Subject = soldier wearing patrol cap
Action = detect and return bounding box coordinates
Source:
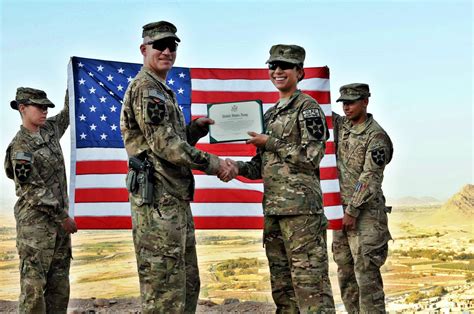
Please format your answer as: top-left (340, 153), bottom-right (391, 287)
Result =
top-left (5, 87), bottom-right (77, 313)
top-left (222, 44), bottom-right (335, 312)
top-left (120, 21), bottom-right (234, 313)
top-left (332, 83), bottom-right (393, 312)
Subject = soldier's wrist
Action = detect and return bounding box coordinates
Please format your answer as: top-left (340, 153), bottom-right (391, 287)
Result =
top-left (54, 210), bottom-right (70, 223)
top-left (204, 154), bottom-right (220, 175)
top-left (264, 136), bottom-right (278, 152)
top-left (345, 205), bottom-right (360, 218)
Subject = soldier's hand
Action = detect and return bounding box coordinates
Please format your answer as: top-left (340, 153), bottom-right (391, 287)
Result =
top-left (195, 117), bottom-right (215, 129)
top-left (342, 212), bottom-right (357, 231)
top-left (217, 158), bottom-right (238, 182)
top-left (246, 131), bottom-right (268, 148)
top-left (62, 217), bottom-right (78, 234)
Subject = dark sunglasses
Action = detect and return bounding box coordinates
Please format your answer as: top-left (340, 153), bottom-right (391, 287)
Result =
top-left (268, 61), bottom-right (297, 71)
top-left (29, 103), bottom-right (49, 112)
top-left (146, 39), bottom-right (178, 52)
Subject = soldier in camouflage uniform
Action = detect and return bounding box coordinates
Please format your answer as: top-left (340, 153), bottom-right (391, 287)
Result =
top-left (224, 45), bottom-right (335, 313)
top-left (332, 83), bottom-right (393, 313)
top-left (120, 21), bottom-right (232, 313)
top-left (4, 87), bottom-right (77, 314)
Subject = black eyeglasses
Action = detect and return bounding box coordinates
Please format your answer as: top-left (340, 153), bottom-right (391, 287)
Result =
top-left (146, 39), bottom-right (178, 52)
top-left (268, 61), bottom-right (297, 71)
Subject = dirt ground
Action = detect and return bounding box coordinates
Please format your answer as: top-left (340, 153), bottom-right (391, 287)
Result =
top-left (0, 298), bottom-right (276, 313)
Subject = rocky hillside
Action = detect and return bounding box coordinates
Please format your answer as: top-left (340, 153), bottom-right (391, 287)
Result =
top-left (441, 184), bottom-right (473, 215)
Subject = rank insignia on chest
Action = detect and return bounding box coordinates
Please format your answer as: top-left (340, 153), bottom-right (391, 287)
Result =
top-left (371, 148), bottom-right (386, 166)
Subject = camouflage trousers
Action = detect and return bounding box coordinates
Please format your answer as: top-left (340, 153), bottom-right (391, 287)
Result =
top-left (332, 207), bottom-right (391, 313)
top-left (264, 214), bottom-right (335, 314)
top-left (130, 190), bottom-right (200, 314)
top-left (16, 223), bottom-right (71, 314)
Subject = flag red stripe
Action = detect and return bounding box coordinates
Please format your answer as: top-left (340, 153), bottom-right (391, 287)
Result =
top-left (194, 216), bottom-right (264, 229)
top-left (190, 67), bottom-right (329, 80)
top-left (196, 141), bottom-right (335, 156)
top-left (75, 216), bottom-right (341, 230)
top-left (75, 216), bottom-right (131, 229)
top-left (76, 160), bottom-right (128, 174)
top-left (196, 143), bottom-right (256, 156)
top-left (192, 91), bottom-right (330, 104)
top-left (323, 192), bottom-right (342, 207)
top-left (328, 218), bottom-right (342, 230)
top-left (75, 188), bottom-right (263, 203)
top-left (194, 189), bottom-right (262, 203)
top-left (75, 188), bottom-right (129, 202)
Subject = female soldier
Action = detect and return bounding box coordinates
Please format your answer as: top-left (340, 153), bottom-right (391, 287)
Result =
top-left (4, 87), bottom-right (76, 313)
top-left (224, 45), bottom-right (335, 313)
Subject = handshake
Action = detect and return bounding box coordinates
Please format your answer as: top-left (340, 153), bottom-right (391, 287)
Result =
top-left (217, 158), bottom-right (239, 182)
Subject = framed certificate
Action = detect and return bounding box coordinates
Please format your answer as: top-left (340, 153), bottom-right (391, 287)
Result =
top-left (207, 100), bottom-right (264, 143)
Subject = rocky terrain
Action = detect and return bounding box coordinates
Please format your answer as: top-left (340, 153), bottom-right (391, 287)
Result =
top-left (0, 298), bottom-right (277, 313)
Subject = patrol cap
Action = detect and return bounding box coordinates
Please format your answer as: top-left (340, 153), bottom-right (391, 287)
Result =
top-left (336, 83), bottom-right (371, 102)
top-left (266, 44), bottom-right (305, 66)
top-left (10, 87), bottom-right (55, 110)
top-left (142, 21), bottom-right (181, 42)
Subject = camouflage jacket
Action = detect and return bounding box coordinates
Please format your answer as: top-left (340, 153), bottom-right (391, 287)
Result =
top-left (4, 96), bottom-right (70, 225)
top-left (120, 67), bottom-right (220, 201)
top-left (333, 113), bottom-right (393, 217)
top-left (237, 90), bottom-right (328, 215)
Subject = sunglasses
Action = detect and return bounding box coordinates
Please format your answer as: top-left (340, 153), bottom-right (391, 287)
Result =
top-left (268, 61), bottom-right (297, 71)
top-left (146, 39), bottom-right (178, 52)
top-left (29, 103), bottom-right (49, 112)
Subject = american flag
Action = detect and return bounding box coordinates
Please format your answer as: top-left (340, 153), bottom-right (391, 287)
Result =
top-left (68, 56), bottom-right (343, 230)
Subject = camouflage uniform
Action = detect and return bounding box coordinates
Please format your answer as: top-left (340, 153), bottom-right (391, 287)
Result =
top-left (120, 21), bottom-right (221, 313)
top-left (4, 88), bottom-right (71, 314)
top-left (332, 83), bottom-right (393, 313)
top-left (237, 45), bottom-right (335, 313)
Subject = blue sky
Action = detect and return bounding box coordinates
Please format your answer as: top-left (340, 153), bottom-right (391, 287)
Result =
top-left (0, 0), bottom-right (472, 207)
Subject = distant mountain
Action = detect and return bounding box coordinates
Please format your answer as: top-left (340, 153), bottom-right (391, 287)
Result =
top-left (440, 184), bottom-right (473, 216)
top-left (388, 196), bottom-right (442, 206)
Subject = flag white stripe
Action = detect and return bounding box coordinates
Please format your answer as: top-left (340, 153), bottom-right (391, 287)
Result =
top-left (191, 78), bottom-right (330, 92)
top-left (76, 174), bottom-right (126, 188)
top-left (76, 148), bottom-right (128, 161)
top-left (75, 173), bottom-right (340, 193)
top-left (73, 202), bottom-right (343, 219)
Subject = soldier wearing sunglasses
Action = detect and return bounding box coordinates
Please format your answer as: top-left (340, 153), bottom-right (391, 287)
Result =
top-left (223, 44), bottom-right (336, 312)
top-left (5, 87), bottom-right (76, 313)
top-left (120, 21), bottom-right (235, 313)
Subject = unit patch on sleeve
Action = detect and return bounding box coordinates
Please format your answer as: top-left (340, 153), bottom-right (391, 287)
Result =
top-left (371, 148), bottom-right (386, 166)
top-left (145, 91), bottom-right (167, 124)
top-left (303, 109), bottom-right (325, 140)
top-left (14, 152), bottom-right (33, 182)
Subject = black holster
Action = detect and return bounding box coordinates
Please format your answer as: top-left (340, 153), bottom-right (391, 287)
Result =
top-left (126, 156), bottom-right (154, 205)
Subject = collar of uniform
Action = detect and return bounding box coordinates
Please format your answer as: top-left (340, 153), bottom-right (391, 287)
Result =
top-left (19, 125), bottom-right (46, 145)
top-left (142, 67), bottom-right (174, 92)
top-left (276, 89), bottom-right (301, 110)
top-left (343, 113), bottom-right (374, 135)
